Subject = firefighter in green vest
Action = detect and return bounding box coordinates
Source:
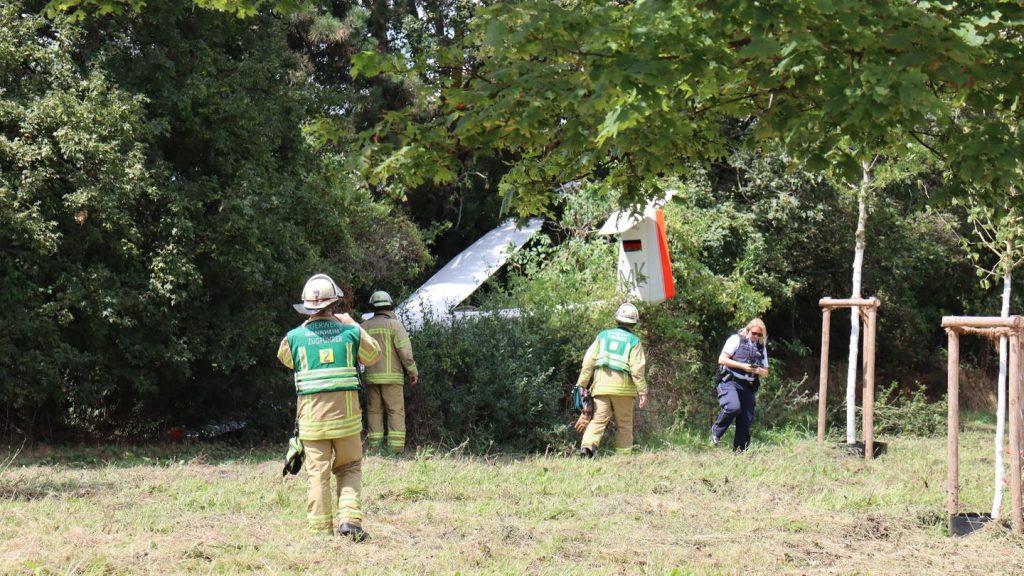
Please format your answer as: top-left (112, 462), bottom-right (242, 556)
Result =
top-left (361, 290), bottom-right (419, 453)
top-left (277, 274), bottom-right (381, 540)
top-left (577, 302), bottom-right (648, 457)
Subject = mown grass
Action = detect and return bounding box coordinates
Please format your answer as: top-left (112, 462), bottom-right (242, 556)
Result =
top-left (2, 415), bottom-right (1023, 575)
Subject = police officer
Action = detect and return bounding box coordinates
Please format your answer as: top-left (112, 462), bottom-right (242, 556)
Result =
top-left (711, 318), bottom-right (769, 452)
top-left (361, 290), bottom-right (419, 453)
top-left (277, 274), bottom-right (381, 540)
top-left (577, 303), bottom-right (648, 457)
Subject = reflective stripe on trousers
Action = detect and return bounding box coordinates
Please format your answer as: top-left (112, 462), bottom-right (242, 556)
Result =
top-left (366, 384), bottom-right (407, 451)
top-left (303, 435), bottom-right (362, 532)
top-left (581, 395), bottom-right (635, 452)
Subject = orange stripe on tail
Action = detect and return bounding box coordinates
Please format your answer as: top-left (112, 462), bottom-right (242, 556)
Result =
top-left (655, 209), bottom-right (676, 301)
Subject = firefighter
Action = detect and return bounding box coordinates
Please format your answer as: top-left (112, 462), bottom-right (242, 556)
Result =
top-left (577, 302), bottom-right (648, 457)
top-left (361, 290), bottom-right (419, 453)
top-left (711, 318), bottom-right (769, 452)
top-left (277, 274), bottom-right (381, 540)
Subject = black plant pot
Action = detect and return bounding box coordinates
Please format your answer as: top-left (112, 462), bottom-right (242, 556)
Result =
top-left (837, 441), bottom-right (888, 458)
top-left (949, 512), bottom-right (992, 536)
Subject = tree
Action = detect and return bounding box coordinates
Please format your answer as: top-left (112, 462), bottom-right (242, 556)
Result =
top-left (350, 1), bottom-right (1021, 217)
top-left (294, 0), bottom-right (508, 262)
top-left (841, 160), bottom-right (875, 443)
top-left (831, 152), bottom-right (933, 443)
top-left (44, 0), bottom-right (304, 20)
top-left (1, 3), bottom-right (161, 430)
top-left (45, 0), bottom-right (1024, 215)
top-left (2, 1), bottom-right (431, 436)
top-left (349, 0), bottom-right (1020, 447)
top-left (960, 195), bottom-right (1024, 518)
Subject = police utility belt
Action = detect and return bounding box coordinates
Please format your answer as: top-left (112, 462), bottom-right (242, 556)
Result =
top-left (714, 366), bottom-right (760, 391)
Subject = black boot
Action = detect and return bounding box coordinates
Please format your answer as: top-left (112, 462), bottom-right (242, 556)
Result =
top-left (338, 522), bottom-right (368, 543)
top-left (578, 446), bottom-right (594, 458)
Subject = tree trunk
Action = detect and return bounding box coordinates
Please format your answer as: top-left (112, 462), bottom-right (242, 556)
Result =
top-left (992, 247), bottom-right (1012, 518)
top-left (846, 161), bottom-right (871, 444)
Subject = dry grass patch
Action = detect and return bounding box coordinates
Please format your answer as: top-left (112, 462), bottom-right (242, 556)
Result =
top-left (2, 430), bottom-right (1024, 574)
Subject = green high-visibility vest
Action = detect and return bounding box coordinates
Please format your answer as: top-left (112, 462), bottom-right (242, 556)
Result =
top-left (286, 320), bottom-right (362, 395)
top-left (594, 327), bottom-right (639, 374)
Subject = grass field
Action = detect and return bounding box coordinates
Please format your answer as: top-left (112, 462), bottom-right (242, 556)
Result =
top-left (2, 417), bottom-right (1023, 575)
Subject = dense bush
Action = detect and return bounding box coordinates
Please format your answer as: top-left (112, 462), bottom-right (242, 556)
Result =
top-left (405, 306), bottom-right (606, 452)
top-left (399, 185), bottom-right (625, 451)
top-left (867, 382), bottom-right (948, 437)
top-left (0, 4), bottom-right (430, 439)
top-left (1, 7), bottom-right (164, 435)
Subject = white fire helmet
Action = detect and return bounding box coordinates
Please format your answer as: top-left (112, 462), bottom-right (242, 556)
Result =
top-left (369, 290), bottom-right (393, 309)
top-left (294, 274), bottom-right (343, 315)
top-left (615, 302), bottom-right (640, 325)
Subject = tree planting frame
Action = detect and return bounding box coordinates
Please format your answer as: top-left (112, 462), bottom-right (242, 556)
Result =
top-left (942, 316), bottom-right (1023, 534)
top-left (817, 297), bottom-right (881, 460)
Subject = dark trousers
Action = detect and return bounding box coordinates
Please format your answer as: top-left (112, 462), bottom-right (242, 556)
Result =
top-left (712, 379), bottom-right (756, 451)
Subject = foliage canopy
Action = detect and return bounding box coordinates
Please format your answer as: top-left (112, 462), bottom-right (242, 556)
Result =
top-left (350, 0), bottom-right (1024, 216)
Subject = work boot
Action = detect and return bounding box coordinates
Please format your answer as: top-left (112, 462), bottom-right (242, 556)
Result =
top-left (578, 446), bottom-right (594, 459)
top-left (338, 522), bottom-right (368, 543)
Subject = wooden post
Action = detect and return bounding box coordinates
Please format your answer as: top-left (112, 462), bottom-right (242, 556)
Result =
top-left (818, 308), bottom-right (832, 443)
top-left (1019, 360), bottom-right (1024, 533)
top-left (1010, 333), bottom-right (1023, 533)
top-left (863, 306), bottom-right (877, 460)
top-left (947, 329), bottom-right (960, 531)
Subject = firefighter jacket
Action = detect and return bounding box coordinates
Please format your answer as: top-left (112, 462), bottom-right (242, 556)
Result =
top-left (361, 310), bottom-right (418, 385)
top-left (277, 316), bottom-right (381, 441)
top-left (576, 327), bottom-right (647, 397)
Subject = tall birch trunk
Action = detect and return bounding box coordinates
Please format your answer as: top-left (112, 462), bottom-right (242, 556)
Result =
top-left (992, 246), bottom-right (1012, 518)
top-left (846, 161), bottom-right (871, 444)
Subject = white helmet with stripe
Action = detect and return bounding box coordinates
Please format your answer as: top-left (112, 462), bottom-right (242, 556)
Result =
top-left (369, 290), bottom-right (393, 309)
top-left (615, 302), bottom-right (639, 325)
top-left (294, 274), bottom-right (343, 315)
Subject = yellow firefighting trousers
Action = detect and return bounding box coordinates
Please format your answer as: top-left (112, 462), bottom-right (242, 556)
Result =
top-left (581, 395), bottom-right (635, 454)
top-left (365, 384), bottom-right (406, 451)
top-left (303, 434), bottom-right (362, 533)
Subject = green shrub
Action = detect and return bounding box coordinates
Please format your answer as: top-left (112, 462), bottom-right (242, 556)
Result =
top-left (406, 305), bottom-right (605, 452)
top-left (866, 381), bottom-right (947, 437)
top-left (755, 371), bottom-right (818, 429)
